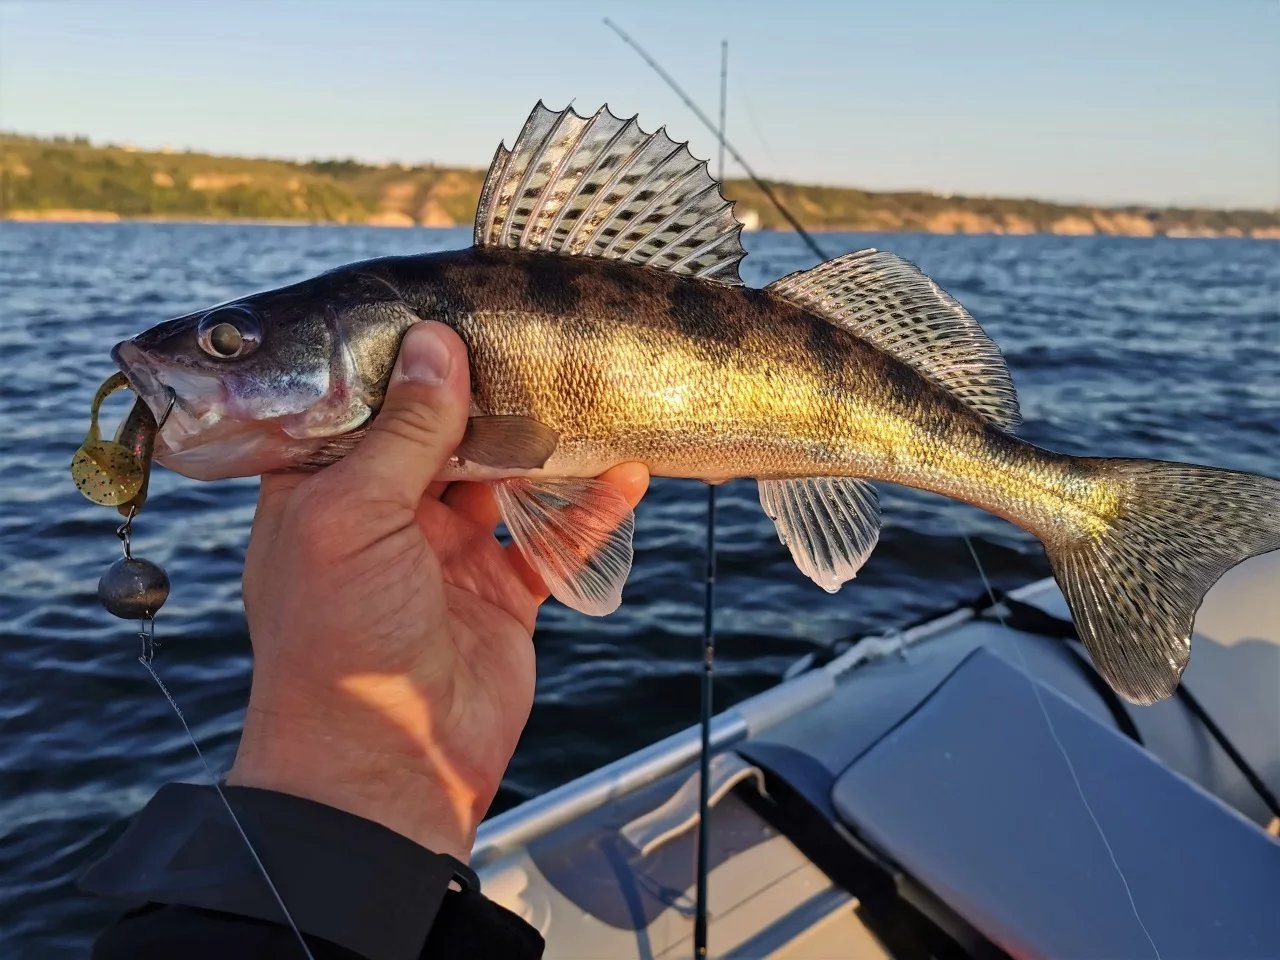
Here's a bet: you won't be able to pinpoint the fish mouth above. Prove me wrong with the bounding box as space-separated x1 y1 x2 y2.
111 341 172 423
110 339 238 472
111 341 190 445
110 339 328 480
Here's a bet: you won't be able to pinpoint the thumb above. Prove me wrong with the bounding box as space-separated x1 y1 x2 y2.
342 321 470 506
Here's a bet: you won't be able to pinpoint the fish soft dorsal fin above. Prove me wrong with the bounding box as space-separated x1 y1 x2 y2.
767 250 1020 428
475 102 746 285
758 477 880 592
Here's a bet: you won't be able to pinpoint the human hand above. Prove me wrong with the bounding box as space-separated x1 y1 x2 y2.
227 321 649 861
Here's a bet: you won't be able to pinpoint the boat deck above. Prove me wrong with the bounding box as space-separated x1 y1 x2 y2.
473 553 1280 958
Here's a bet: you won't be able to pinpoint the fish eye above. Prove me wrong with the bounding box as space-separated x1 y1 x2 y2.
197 307 261 360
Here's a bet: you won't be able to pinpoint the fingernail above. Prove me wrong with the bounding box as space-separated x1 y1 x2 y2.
399 323 452 385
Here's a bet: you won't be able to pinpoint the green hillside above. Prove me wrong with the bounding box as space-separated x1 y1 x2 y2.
3 133 1276 239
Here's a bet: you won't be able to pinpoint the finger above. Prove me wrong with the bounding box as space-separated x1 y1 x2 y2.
442 481 501 531
505 542 549 600
337 322 470 507
596 461 650 508
250 471 308 546
259 470 307 508
503 462 651 602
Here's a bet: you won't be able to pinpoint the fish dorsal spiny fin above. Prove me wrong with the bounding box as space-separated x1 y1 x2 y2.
767 250 1020 428
475 102 746 286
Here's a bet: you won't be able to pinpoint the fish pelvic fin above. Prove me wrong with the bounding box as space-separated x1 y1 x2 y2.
1049 459 1280 705
759 477 880 592
767 250 1020 429
474 102 745 286
495 476 635 616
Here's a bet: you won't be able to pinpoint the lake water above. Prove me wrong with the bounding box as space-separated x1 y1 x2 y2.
2 223 1277 957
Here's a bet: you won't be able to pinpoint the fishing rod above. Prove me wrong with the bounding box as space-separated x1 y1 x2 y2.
603 19 832 265
690 40 729 960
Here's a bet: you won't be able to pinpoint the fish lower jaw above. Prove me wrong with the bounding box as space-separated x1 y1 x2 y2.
153 426 326 481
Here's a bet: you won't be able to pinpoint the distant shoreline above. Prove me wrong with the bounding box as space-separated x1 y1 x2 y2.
3 210 332 227
5 131 1276 241
4 208 1276 239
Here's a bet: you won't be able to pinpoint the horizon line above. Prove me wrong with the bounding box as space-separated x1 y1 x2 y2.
6 128 1274 217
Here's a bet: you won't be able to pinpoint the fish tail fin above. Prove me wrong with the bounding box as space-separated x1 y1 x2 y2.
1047 459 1280 705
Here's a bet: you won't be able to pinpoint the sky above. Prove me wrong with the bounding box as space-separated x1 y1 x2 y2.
1 0 1277 209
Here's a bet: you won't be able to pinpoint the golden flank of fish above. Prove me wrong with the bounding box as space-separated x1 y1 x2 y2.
103 102 1279 705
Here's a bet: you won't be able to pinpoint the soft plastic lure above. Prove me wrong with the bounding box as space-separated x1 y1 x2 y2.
71 372 156 513
72 372 169 620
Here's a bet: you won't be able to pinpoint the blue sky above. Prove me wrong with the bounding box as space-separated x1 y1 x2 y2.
1 0 1276 208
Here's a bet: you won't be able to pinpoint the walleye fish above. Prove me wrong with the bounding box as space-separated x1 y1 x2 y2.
106 102 1279 705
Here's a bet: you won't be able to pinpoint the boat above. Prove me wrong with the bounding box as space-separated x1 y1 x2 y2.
471 550 1280 959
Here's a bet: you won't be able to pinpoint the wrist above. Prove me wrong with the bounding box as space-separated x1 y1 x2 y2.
228 694 480 863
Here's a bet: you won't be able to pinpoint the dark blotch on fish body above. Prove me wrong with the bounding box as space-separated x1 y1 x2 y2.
668 281 738 347
387 253 476 318
608 268 646 297
522 254 581 315
806 319 845 378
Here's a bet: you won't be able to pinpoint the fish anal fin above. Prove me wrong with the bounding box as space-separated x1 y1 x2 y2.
474 102 745 285
767 250 1020 429
457 416 559 470
495 477 635 616
758 477 880 592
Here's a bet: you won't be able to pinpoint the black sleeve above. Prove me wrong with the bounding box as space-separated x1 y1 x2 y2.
93 890 542 959
82 784 544 960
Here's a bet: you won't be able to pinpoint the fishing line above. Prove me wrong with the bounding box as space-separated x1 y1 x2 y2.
603 19 829 264
87 387 314 958
136 634 317 960
737 92 782 171
118 500 315 960
956 523 1162 960
695 480 716 960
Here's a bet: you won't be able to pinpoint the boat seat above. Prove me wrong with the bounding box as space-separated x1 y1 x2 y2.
1013 568 1280 829
830 647 1280 959
736 616 1125 819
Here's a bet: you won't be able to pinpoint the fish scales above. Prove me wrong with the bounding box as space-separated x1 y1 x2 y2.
375 247 1105 539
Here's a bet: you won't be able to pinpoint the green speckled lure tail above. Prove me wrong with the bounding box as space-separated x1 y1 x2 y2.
71 372 156 514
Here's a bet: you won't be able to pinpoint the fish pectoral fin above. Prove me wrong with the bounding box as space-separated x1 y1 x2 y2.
495 477 635 616
766 250 1020 429
473 102 745 285
457 416 559 469
758 477 881 593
